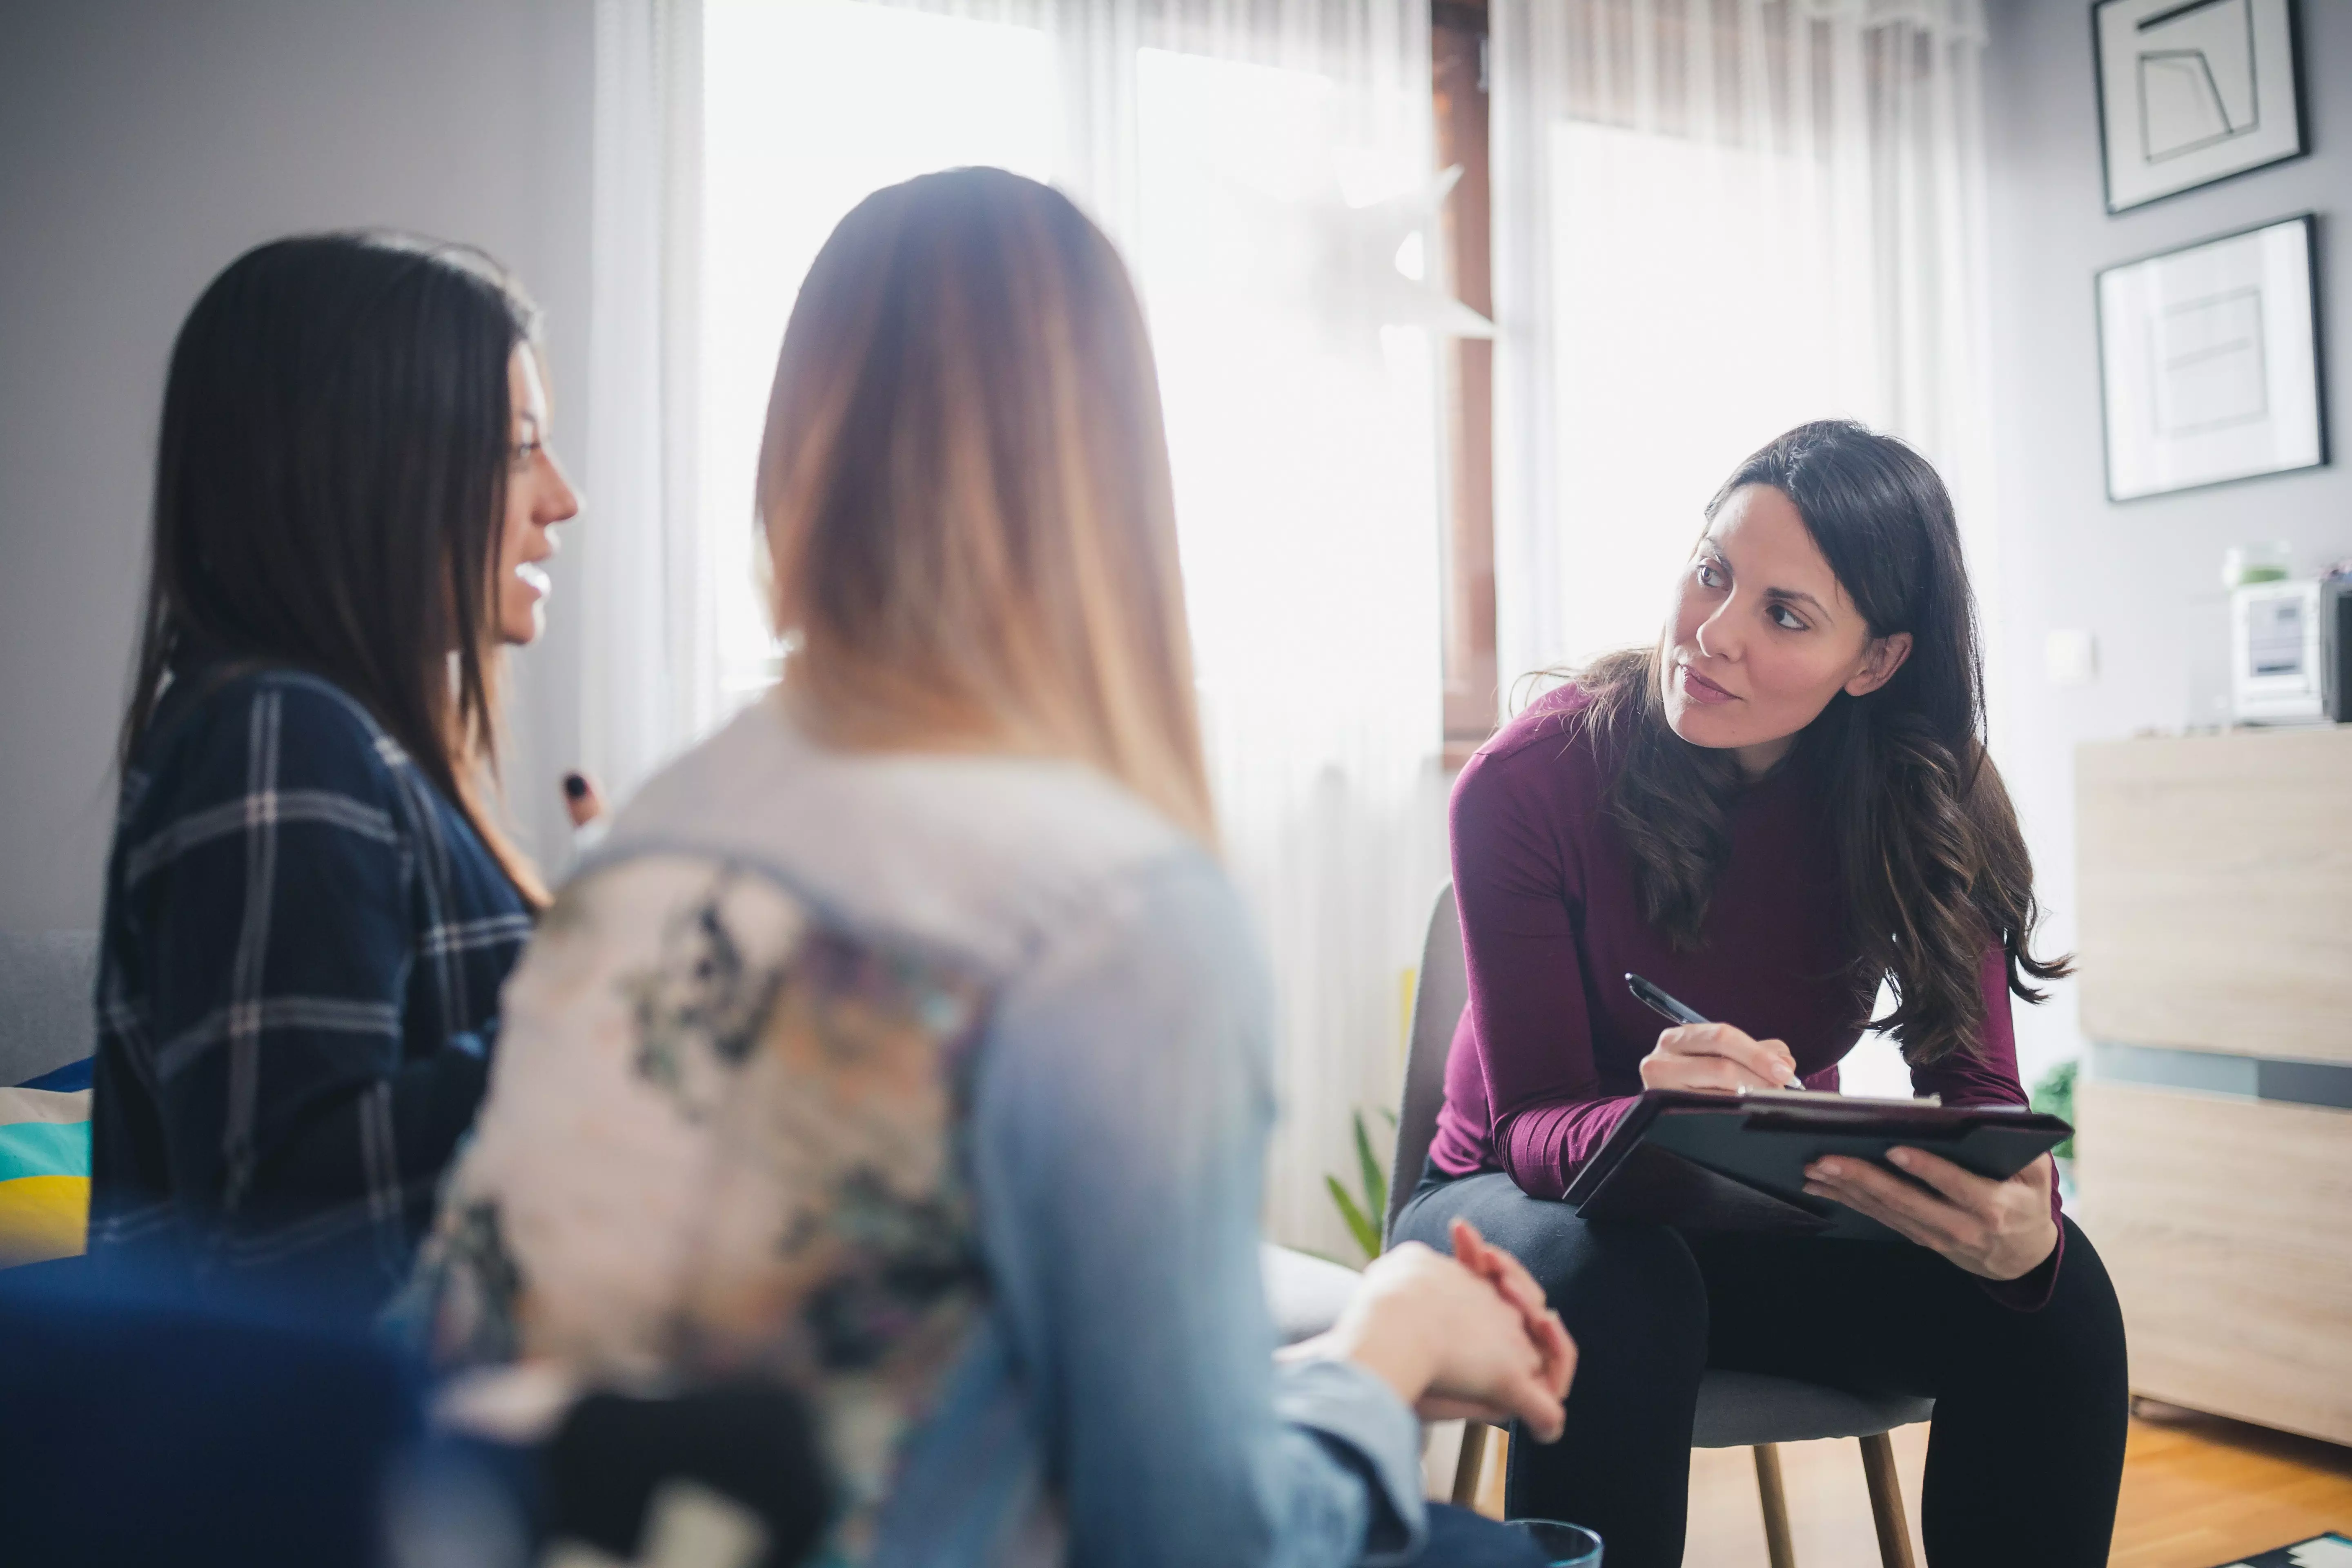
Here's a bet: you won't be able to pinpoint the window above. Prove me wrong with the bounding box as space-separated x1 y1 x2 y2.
1544 118 1853 666
695 0 1454 1257
700 0 1057 705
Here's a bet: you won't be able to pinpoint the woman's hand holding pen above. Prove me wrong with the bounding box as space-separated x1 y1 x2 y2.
1803 1146 2060 1281
1639 1020 1800 1094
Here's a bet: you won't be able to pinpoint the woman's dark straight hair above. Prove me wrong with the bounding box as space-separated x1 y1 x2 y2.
121 232 546 903
1579 420 2068 1065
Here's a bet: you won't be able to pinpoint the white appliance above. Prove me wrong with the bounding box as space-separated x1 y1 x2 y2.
2230 577 2351 724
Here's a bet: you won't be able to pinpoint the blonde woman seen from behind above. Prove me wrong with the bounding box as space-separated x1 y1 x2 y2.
409 168 1572 1564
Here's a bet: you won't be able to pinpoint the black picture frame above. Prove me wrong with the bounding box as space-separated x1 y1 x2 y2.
2094 212 2328 503
2091 0 2308 216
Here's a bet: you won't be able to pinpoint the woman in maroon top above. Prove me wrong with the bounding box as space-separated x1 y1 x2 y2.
1395 422 2127 1568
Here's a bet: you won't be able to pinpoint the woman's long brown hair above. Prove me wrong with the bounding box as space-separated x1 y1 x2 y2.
755 168 1215 844
1578 421 2067 1065
121 234 546 904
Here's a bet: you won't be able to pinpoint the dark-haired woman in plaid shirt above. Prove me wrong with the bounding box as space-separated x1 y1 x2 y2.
89 234 578 1322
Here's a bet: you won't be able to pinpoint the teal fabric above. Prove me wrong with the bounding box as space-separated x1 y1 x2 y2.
0 1120 90 1183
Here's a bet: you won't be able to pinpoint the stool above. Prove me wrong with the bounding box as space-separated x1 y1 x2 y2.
1449 1371 1930 1568
1691 1370 1931 1568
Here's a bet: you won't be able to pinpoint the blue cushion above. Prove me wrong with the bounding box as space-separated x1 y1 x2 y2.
0 1263 424 1566
18 1058 91 1093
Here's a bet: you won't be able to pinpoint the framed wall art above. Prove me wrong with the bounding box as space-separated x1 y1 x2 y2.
2093 0 2305 214
2096 214 2325 501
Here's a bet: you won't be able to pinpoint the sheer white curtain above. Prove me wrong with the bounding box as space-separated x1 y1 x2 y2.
577 0 719 812
1092 7 1454 1259
1488 0 1996 695
591 0 1457 1256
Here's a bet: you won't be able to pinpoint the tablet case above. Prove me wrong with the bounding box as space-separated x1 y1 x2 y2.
1562 1090 2072 1241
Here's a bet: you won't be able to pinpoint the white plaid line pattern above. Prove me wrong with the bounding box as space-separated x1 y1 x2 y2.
216 1185 437 1267
358 1080 403 1276
220 1194 382 1264
421 913 535 959
220 688 284 1208
152 998 405 1082
398 764 468 1033
91 668 534 1301
119 763 156 821
121 789 399 886
87 1197 178 1247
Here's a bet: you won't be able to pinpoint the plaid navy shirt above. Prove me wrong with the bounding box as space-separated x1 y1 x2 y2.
89 667 531 1319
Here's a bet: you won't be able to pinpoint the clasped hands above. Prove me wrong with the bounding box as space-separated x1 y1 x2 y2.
1280 1219 1577 1442
1642 1019 2059 1282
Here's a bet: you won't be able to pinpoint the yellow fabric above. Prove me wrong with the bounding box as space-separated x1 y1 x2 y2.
0 1175 90 1267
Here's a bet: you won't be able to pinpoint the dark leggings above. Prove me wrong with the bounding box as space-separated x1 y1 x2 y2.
1394 1170 2128 1568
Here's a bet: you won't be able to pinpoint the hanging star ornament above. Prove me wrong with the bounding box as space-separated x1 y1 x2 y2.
1315 163 1495 339
1154 160 1495 351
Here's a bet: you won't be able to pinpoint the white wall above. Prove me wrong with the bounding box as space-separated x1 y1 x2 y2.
1981 0 2352 1082
0 0 594 935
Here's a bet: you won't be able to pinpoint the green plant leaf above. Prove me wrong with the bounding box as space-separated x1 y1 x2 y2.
2031 1059 2078 1159
1326 1175 1380 1263
1353 1110 1387 1232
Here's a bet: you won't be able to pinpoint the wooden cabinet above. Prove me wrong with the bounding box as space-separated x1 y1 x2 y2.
2077 1081 2352 1444
2075 729 2352 1447
2077 728 2352 1063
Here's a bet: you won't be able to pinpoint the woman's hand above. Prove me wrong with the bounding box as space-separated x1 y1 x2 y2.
561 770 605 829
1420 1220 1577 1426
1289 1228 1574 1442
1639 1021 1798 1094
1803 1147 2059 1281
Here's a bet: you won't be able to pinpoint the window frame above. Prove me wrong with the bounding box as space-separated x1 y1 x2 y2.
1433 1 1498 768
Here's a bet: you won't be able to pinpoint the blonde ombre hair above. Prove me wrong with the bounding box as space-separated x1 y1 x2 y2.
756 167 1215 844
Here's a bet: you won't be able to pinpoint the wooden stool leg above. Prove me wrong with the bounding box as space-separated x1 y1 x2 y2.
1450 1421 1490 1508
1858 1432 1919 1568
1753 1443 1797 1568
1480 1428 1512 1519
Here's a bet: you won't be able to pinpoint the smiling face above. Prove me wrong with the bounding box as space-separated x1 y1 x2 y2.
1660 483 1913 777
494 346 580 646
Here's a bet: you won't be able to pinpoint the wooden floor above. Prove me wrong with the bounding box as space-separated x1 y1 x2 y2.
2107 1404 2352 1568
1454 1400 2352 1566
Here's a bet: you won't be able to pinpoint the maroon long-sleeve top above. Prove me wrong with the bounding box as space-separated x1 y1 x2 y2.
1428 683 2062 1300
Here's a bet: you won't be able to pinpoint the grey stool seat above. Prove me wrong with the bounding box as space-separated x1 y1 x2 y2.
1694 1370 1933 1448
1385 885 1930 1568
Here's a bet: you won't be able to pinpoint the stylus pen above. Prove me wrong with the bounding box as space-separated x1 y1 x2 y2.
1624 972 1806 1091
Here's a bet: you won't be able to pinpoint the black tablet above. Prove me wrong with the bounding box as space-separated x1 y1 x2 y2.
1561 1089 2071 1241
